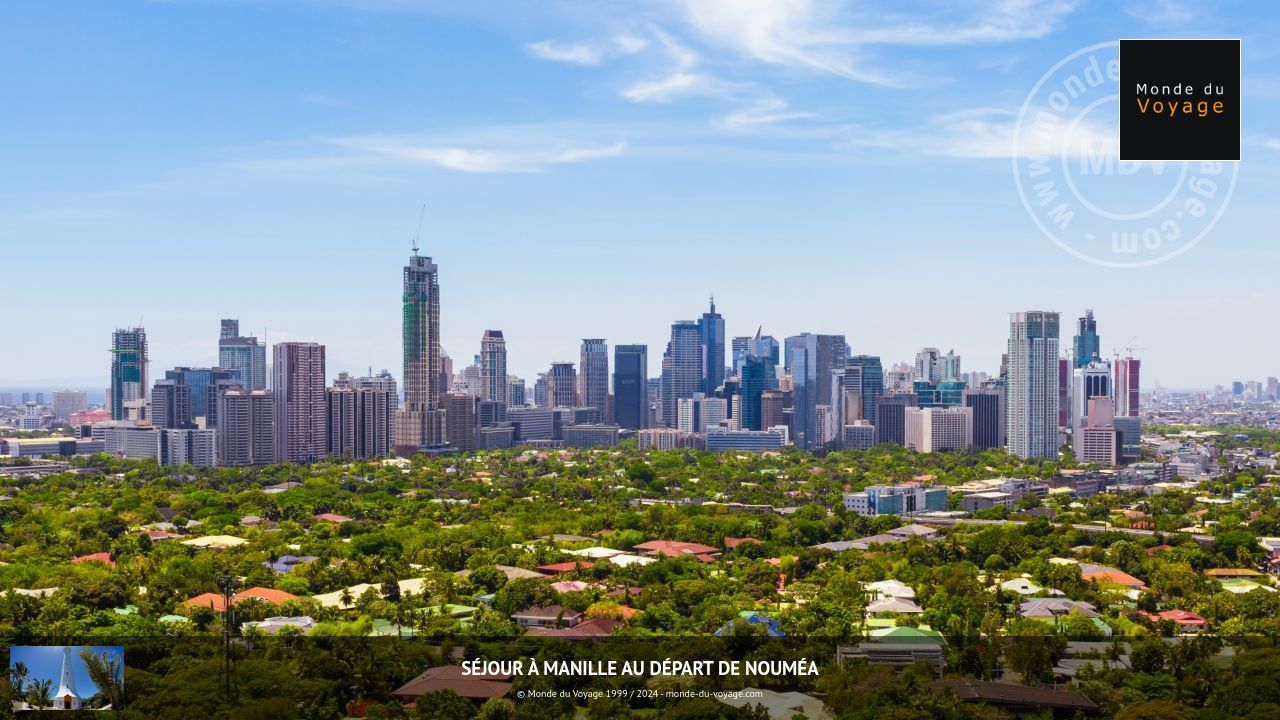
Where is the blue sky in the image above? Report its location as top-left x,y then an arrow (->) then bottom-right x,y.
2,0 -> 1279,390
9,645 -> 124,701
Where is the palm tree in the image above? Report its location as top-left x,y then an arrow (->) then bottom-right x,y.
9,660 -> 28,701
79,648 -> 124,709
27,678 -> 53,710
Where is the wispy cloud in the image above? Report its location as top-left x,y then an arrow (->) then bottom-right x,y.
527,35 -> 648,65
1123,0 -> 1202,24
621,27 -> 712,102
719,95 -> 814,129
843,107 -> 1115,159
331,136 -> 626,173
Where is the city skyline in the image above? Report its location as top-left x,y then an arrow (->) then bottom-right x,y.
4,2 -> 1280,389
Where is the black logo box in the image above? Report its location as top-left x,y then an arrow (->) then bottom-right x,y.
1120,39 -> 1240,161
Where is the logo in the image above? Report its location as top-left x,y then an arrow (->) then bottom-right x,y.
1013,41 -> 1237,268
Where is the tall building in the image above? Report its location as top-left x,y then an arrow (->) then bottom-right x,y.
875,394 -> 916,446
443,391 -> 477,452
914,348 -> 941,383
698,297 -> 725,395
613,344 -> 648,430
218,320 -> 267,391
216,388 -> 274,466
110,327 -> 148,421
760,390 -> 789,432
847,356 -> 884,426
165,367 -> 238,421
963,386 -> 1005,450
395,250 -> 444,454
579,339 -> 609,413
1007,311 -> 1060,460
661,321 -> 702,428
327,383 -> 356,457
1070,361 -> 1112,435
158,428 -> 216,468
51,390 -> 87,422
151,380 -> 194,430
738,355 -> 771,430
1057,357 -> 1071,428
547,361 -> 578,408
905,406 -> 973,453
1072,309 -> 1101,368
273,342 -> 326,463
328,370 -> 394,459
731,336 -> 751,378
479,331 -> 508,407
508,376 -> 526,407
1114,357 -> 1141,417
940,350 -> 961,381
784,333 -> 846,450
1074,396 -> 1118,466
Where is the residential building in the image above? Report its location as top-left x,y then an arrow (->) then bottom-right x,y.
218,320 -> 267,391
875,394 -> 917,446
217,388 -> 274,466
661,321 -> 702,428
273,342 -> 326,463
905,407 -> 973,452
110,327 -> 148,420
578,339 -> 609,415
151,379 -> 194,430
705,427 -> 786,452
479,330 -> 508,408
1007,311 -> 1060,459
51,390 -> 87,422
842,421 -> 876,450
1115,356 -> 1141,417
395,250 -> 444,454
563,424 -> 620,448
443,391 -> 476,452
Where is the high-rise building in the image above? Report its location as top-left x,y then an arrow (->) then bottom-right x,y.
731,336 -> 751,378
784,333 -> 846,450
1070,361 -> 1112,435
218,320 -> 267,391
158,428 -> 216,468
1007,311 -> 1060,460
613,344 -> 648,430
738,355 -> 771,430
1057,357 -> 1070,428
698,297 -> 725,395
1074,396 -> 1118,466
940,350 -> 961,382
964,386 -> 1005,450
579,339 -> 609,413
110,327 -> 148,421
479,331 -> 508,407
51,390 -> 87,422
875,394 -> 917,446
329,369 -> 394,459
547,361 -> 578,408
216,388 -> 274,466
395,250 -> 444,455
1072,309 -> 1101,368
905,406 -> 973,453
661,321 -> 702,428
273,342 -> 326,463
914,348 -> 941,383
508,376 -> 526,407
165,367 -> 238,421
1114,357 -> 1141,417
847,356 -> 884,426
760,390 -> 789,432
443,391 -> 477,452
327,383 -> 356,457
151,379 -> 194,430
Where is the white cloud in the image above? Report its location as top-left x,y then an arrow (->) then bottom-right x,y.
620,27 -> 712,102
719,96 -> 814,129
332,136 -> 626,173
527,34 -> 649,66
843,107 -> 1115,159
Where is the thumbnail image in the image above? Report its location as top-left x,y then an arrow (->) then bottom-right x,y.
9,646 -> 124,712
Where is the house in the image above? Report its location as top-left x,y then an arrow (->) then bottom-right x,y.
243,616 -> 315,634
180,535 -> 248,549
524,617 -> 621,639
887,524 -> 939,541
724,537 -> 761,550
602,553 -> 657,567
1079,564 -> 1146,592
1020,599 -> 1099,619
633,540 -> 719,559
393,665 -> 512,705
565,546 -> 626,559
1142,609 -> 1207,632
931,679 -> 1098,717
455,565 -> 547,582
71,552 -> 114,566
535,561 -> 594,574
838,626 -> 946,673
264,554 -> 317,574
997,578 -> 1062,596
714,611 -> 784,638
1206,568 -> 1265,580
182,586 -> 300,612
866,597 -> 924,616
313,512 -> 353,524
813,534 -> 905,552
511,605 -> 583,629
865,579 -> 915,599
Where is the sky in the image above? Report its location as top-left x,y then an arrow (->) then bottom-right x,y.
2,0 -> 1279,392
9,645 -> 124,701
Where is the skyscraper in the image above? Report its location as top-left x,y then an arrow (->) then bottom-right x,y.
579,339 -> 609,412
661,321 -> 702,428
874,394 -> 916,446
547,361 -> 578,408
479,330 -> 508,409
1007,311 -> 1060,459
784,333 -> 846,450
1073,309 -> 1101,368
395,250 -> 444,454
698,297 -> 725,395
914,348 -> 941,383
110,327 -> 148,421
1114,357 -> 1141,417
1070,361 -> 1111,435
739,355 -> 772,431
51,390 -> 87,422
963,386 -> 1005,450
217,387 -> 274,466
151,379 -> 194,430
218,319 -> 267,391
273,342 -> 327,463
847,355 -> 884,426
443,391 -> 477,452
613,344 -> 648,430
165,366 -> 238,421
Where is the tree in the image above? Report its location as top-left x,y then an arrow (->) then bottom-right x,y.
411,690 -> 478,720
79,647 -> 125,709
1115,700 -> 1198,720
28,678 -> 53,710
9,660 -> 28,701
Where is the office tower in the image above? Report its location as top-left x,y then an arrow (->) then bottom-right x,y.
441,391 -> 477,452
1074,396 -> 1118,466
1057,358 -> 1070,428
847,356 -> 883,426
731,336 -> 751,377
579,339 -> 609,412
158,428 -> 217,467
1070,361 -> 1112,435
508,376 -> 526,407
613,344 -> 648,430
964,386 -> 1005,450
875,394 -> 916,446
326,383 -> 356,457
1007,311 -> 1060,460
661,321 -> 702,428
165,367 -> 238,421
1114,357 -> 1141,417
739,355 -> 771,430
218,320 -> 267,391
1072,309 -> 1101,368
34,392 -> 44,406
905,406 -> 973,453
440,352 -> 454,394
914,348 -> 941,383
698,297 -> 725,395
759,390 -> 789,431
751,330 -> 781,367
508,406 -> 554,441
842,422 -> 875,450
479,330 -> 508,407
151,380 -> 194,430
547,361 -> 578,408
110,327 -> 148,420
395,250 -> 444,454
784,333 -> 846,450
1114,415 -> 1141,462
51,390 -> 87,422
273,342 -> 327,463
216,388 -> 274,466
0,393 -> 11,406
940,350 -> 961,381
1231,381 -> 1244,396
677,393 -> 702,433
534,375 -> 548,407
1269,377 -> 1279,402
